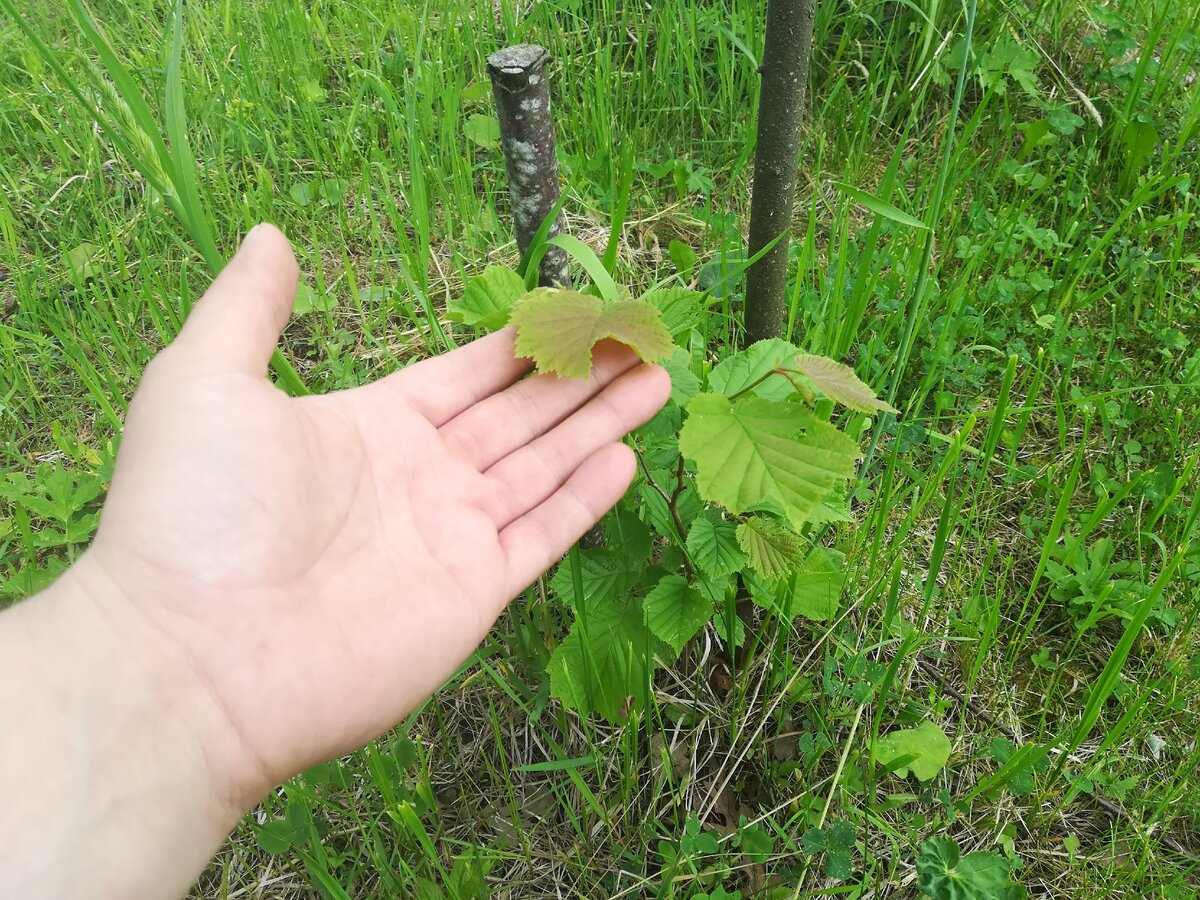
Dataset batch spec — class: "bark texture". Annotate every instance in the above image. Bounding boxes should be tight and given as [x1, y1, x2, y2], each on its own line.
[744, 0, 816, 345]
[487, 44, 571, 288]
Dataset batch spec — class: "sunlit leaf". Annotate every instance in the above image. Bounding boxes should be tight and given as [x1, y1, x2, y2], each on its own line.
[449, 265, 526, 330]
[707, 339, 798, 401]
[874, 720, 952, 782]
[792, 354, 897, 414]
[786, 546, 845, 621]
[680, 393, 861, 530]
[736, 516, 806, 580]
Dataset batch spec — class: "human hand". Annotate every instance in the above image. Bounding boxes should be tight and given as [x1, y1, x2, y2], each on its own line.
[78, 224, 669, 808]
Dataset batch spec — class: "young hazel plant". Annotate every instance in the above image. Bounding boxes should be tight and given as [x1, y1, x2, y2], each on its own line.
[450, 249, 894, 722]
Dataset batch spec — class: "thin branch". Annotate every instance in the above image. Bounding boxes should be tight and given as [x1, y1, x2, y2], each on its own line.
[636, 451, 696, 580]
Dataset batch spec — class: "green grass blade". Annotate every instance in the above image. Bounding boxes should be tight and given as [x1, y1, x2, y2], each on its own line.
[165, 0, 220, 276]
[545, 234, 619, 301]
[66, 0, 172, 168]
[833, 181, 929, 230]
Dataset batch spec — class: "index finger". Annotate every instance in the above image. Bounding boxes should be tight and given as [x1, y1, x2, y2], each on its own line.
[357, 328, 534, 425]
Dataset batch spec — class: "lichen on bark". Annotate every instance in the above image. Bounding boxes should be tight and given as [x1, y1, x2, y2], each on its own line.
[487, 44, 571, 288]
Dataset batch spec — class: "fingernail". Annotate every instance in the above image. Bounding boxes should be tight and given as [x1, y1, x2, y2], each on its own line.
[240, 222, 268, 251]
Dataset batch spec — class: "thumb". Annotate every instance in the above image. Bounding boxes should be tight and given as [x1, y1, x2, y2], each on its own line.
[174, 223, 299, 376]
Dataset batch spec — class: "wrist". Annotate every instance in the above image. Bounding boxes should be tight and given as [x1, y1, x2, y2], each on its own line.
[0, 554, 258, 896]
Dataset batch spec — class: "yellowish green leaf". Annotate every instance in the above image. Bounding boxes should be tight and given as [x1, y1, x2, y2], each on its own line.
[736, 516, 805, 580]
[791, 354, 897, 414]
[786, 546, 845, 621]
[449, 265, 525, 330]
[680, 394, 861, 529]
[708, 339, 798, 401]
[874, 721, 952, 781]
[510, 288, 674, 379]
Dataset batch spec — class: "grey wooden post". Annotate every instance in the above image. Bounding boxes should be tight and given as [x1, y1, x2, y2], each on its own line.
[486, 44, 571, 288]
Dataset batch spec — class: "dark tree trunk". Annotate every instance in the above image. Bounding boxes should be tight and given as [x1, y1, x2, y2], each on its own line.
[486, 44, 571, 288]
[744, 0, 816, 345]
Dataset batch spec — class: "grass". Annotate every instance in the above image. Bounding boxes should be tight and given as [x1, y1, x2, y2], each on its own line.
[1, 0, 1198, 896]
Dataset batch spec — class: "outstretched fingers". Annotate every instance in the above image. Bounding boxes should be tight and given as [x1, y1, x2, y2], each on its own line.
[481, 363, 670, 528]
[439, 340, 644, 471]
[498, 442, 637, 598]
[360, 328, 533, 426]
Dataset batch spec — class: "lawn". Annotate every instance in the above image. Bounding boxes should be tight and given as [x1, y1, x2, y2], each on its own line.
[1, 0, 1197, 896]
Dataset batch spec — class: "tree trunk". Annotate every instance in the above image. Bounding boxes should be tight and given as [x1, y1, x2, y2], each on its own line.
[486, 44, 571, 288]
[744, 0, 816, 345]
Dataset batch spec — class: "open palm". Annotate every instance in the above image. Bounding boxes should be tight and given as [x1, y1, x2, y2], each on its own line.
[87, 225, 669, 801]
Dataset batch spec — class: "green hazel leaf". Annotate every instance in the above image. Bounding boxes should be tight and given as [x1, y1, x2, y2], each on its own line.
[449, 265, 526, 330]
[640, 286, 704, 339]
[786, 546, 846, 622]
[803, 497, 854, 525]
[874, 720, 952, 782]
[736, 516, 806, 580]
[744, 570, 785, 616]
[916, 837, 1027, 900]
[643, 574, 713, 655]
[662, 346, 701, 406]
[695, 572, 732, 607]
[686, 516, 746, 578]
[791, 354, 898, 414]
[639, 475, 702, 540]
[549, 549, 640, 610]
[548, 597, 659, 722]
[680, 394, 861, 530]
[707, 339, 799, 401]
[510, 288, 674, 380]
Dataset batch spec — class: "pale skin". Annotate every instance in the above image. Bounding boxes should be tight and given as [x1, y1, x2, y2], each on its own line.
[0, 224, 670, 898]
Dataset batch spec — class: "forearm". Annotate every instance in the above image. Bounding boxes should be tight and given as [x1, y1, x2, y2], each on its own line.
[0, 555, 250, 899]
